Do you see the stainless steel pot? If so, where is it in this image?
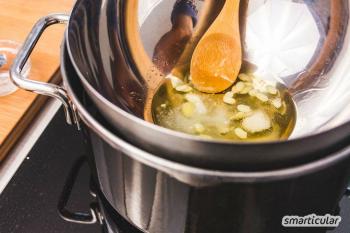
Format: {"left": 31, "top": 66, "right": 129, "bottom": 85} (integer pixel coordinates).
{"left": 8, "top": 2, "right": 350, "bottom": 232}
{"left": 63, "top": 40, "right": 350, "bottom": 233}
{"left": 10, "top": 0, "right": 350, "bottom": 171}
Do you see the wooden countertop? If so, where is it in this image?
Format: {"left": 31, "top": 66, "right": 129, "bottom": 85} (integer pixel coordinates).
{"left": 0, "top": 0, "right": 74, "bottom": 160}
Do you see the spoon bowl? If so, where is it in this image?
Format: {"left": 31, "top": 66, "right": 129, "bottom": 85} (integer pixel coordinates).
{"left": 191, "top": 0, "right": 242, "bottom": 93}
{"left": 191, "top": 32, "right": 242, "bottom": 93}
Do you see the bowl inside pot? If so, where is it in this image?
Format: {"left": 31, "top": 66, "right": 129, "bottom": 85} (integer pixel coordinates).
{"left": 65, "top": 0, "right": 350, "bottom": 171}
{"left": 136, "top": 0, "right": 350, "bottom": 139}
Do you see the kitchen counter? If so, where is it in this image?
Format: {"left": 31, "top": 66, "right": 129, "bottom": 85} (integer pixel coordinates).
{"left": 0, "top": 0, "right": 73, "bottom": 192}
{"left": 0, "top": 0, "right": 73, "bottom": 161}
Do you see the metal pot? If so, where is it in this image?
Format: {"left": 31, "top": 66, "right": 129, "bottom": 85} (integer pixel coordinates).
{"left": 8, "top": 1, "right": 350, "bottom": 232}
{"left": 10, "top": 0, "right": 350, "bottom": 171}
{"left": 12, "top": 21, "right": 350, "bottom": 233}
{"left": 63, "top": 41, "right": 350, "bottom": 233}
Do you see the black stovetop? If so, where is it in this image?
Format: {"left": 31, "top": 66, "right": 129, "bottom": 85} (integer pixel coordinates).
{"left": 0, "top": 108, "right": 350, "bottom": 233}
{"left": 0, "top": 109, "right": 100, "bottom": 233}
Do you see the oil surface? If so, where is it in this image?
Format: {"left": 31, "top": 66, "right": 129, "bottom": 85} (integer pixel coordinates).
{"left": 152, "top": 74, "right": 296, "bottom": 142}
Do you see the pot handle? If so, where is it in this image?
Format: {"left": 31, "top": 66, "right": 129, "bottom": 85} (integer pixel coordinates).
{"left": 10, "top": 13, "right": 78, "bottom": 126}
{"left": 57, "top": 156, "right": 100, "bottom": 225}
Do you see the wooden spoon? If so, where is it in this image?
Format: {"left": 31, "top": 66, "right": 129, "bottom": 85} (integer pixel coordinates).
{"left": 124, "top": 0, "right": 242, "bottom": 121}
{"left": 124, "top": 0, "right": 228, "bottom": 122}
{"left": 190, "top": 0, "right": 242, "bottom": 93}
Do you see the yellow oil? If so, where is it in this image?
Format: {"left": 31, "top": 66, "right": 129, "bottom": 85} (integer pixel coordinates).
{"left": 152, "top": 75, "right": 296, "bottom": 142}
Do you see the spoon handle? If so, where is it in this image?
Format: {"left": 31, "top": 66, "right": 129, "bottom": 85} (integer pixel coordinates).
{"left": 216, "top": 0, "right": 241, "bottom": 32}
{"left": 223, "top": 0, "right": 241, "bottom": 16}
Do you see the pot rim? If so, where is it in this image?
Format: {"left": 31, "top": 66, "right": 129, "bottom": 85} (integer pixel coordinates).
{"left": 62, "top": 38, "right": 350, "bottom": 185}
